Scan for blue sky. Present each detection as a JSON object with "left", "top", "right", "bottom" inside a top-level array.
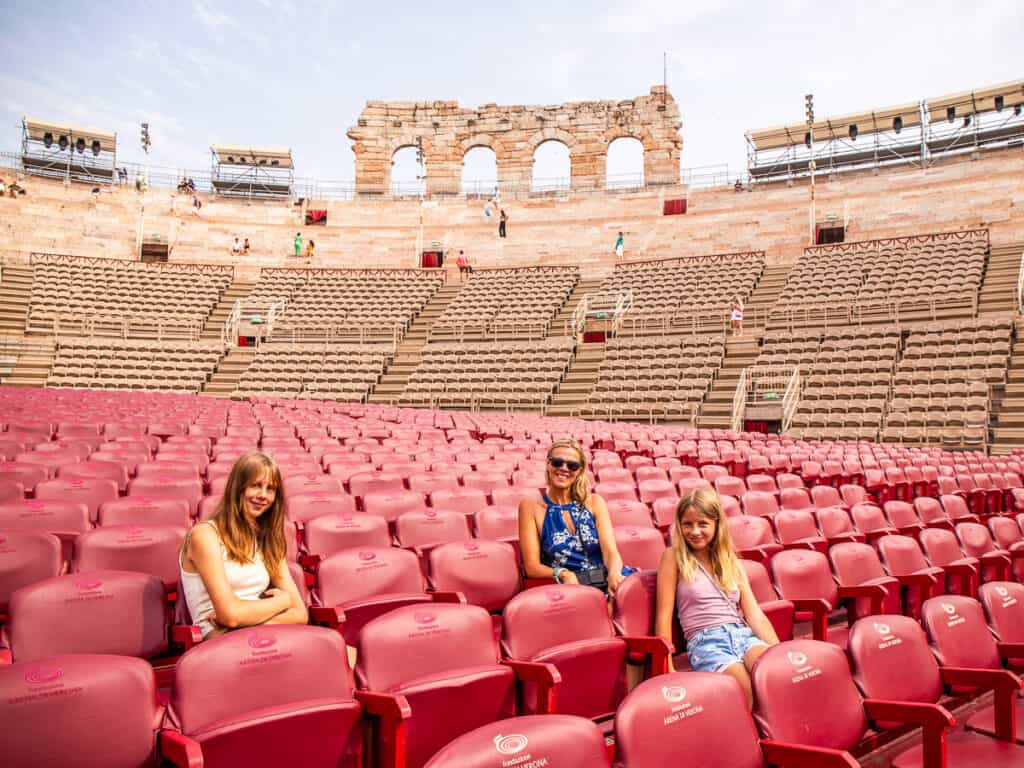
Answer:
[{"left": 1, "top": 0, "right": 1020, "bottom": 184}]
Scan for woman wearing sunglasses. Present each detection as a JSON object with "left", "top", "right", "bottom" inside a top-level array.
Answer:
[{"left": 518, "top": 438, "right": 635, "bottom": 595}]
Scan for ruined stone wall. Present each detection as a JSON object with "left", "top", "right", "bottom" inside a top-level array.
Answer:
[{"left": 346, "top": 86, "right": 682, "bottom": 195}]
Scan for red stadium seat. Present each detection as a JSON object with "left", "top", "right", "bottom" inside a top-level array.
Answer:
[
  {"left": 57, "top": 459, "right": 130, "bottom": 492},
  {"left": 774, "top": 509, "right": 828, "bottom": 553},
  {"left": 396, "top": 509, "right": 471, "bottom": 555},
  {"left": 285, "top": 472, "right": 343, "bottom": 497},
  {"left": 362, "top": 489, "right": 426, "bottom": 523},
  {"left": 0, "top": 530, "right": 63, "bottom": 617},
  {"left": 0, "top": 461, "right": 48, "bottom": 493},
  {"left": 162, "top": 625, "right": 364, "bottom": 768},
  {"left": 849, "top": 502, "right": 898, "bottom": 543},
  {"left": 920, "top": 528, "right": 984, "bottom": 595},
  {"left": 474, "top": 504, "right": 519, "bottom": 542},
  {"left": 1, "top": 654, "right": 163, "bottom": 767},
  {"left": 427, "top": 540, "right": 521, "bottom": 613},
  {"left": 613, "top": 526, "right": 665, "bottom": 570},
  {"left": 940, "top": 494, "right": 981, "bottom": 524},
  {"left": 739, "top": 558, "right": 795, "bottom": 641},
  {"left": 745, "top": 473, "right": 777, "bottom": 494},
  {"left": 99, "top": 496, "right": 191, "bottom": 528},
  {"left": 127, "top": 476, "right": 203, "bottom": 516},
  {"left": 978, "top": 582, "right": 1024, "bottom": 672},
  {"left": 829, "top": 542, "right": 901, "bottom": 616},
  {"left": 425, "top": 714, "right": 607, "bottom": 768},
  {"left": 741, "top": 490, "right": 779, "bottom": 519},
  {"left": 301, "top": 511, "right": 391, "bottom": 565},
  {"left": 429, "top": 487, "right": 488, "bottom": 517},
  {"left": 815, "top": 506, "right": 866, "bottom": 546},
  {"left": 914, "top": 497, "right": 956, "bottom": 531},
  {"left": 988, "top": 517, "right": 1024, "bottom": 581},
  {"left": 956, "top": 522, "right": 1013, "bottom": 584},
  {"left": 727, "top": 515, "right": 783, "bottom": 564},
  {"left": 73, "top": 524, "right": 186, "bottom": 592},
  {"left": 288, "top": 492, "right": 357, "bottom": 525},
  {"left": 884, "top": 501, "right": 925, "bottom": 537},
  {"left": 0, "top": 499, "right": 90, "bottom": 560},
  {"left": 35, "top": 477, "right": 118, "bottom": 524},
  {"left": 356, "top": 603, "right": 518, "bottom": 768},
  {"left": 811, "top": 484, "right": 846, "bottom": 510}
]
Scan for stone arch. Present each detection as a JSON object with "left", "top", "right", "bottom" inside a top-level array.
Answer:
[
  {"left": 605, "top": 136, "right": 645, "bottom": 189},
  {"left": 531, "top": 139, "right": 571, "bottom": 192},
  {"left": 526, "top": 127, "right": 579, "bottom": 153},
  {"left": 461, "top": 144, "right": 498, "bottom": 196},
  {"left": 390, "top": 144, "right": 424, "bottom": 196},
  {"left": 602, "top": 127, "right": 662, "bottom": 188}
]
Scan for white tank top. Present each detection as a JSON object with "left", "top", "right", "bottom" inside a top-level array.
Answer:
[{"left": 179, "top": 521, "right": 270, "bottom": 638}]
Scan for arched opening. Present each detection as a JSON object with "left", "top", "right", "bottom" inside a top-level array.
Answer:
[
  {"left": 391, "top": 145, "right": 424, "bottom": 196},
  {"left": 606, "top": 137, "right": 644, "bottom": 189},
  {"left": 532, "top": 140, "right": 570, "bottom": 193},
  {"left": 461, "top": 146, "right": 497, "bottom": 197}
]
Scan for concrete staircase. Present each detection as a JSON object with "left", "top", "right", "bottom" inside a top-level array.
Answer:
[
  {"left": 978, "top": 242, "right": 1023, "bottom": 316},
  {"left": 201, "top": 347, "right": 256, "bottom": 398},
  {"left": 200, "top": 279, "right": 258, "bottom": 342},
  {"left": 549, "top": 277, "right": 606, "bottom": 338},
  {"left": 0, "top": 265, "right": 32, "bottom": 335},
  {"left": 744, "top": 262, "right": 790, "bottom": 332},
  {"left": 366, "top": 283, "right": 463, "bottom": 404},
  {"left": 696, "top": 335, "right": 760, "bottom": 428},
  {"left": 546, "top": 342, "right": 606, "bottom": 417},
  {"left": 3, "top": 337, "right": 56, "bottom": 387},
  {"left": 987, "top": 316, "right": 1024, "bottom": 452}
]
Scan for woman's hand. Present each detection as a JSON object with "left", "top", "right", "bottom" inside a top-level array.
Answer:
[
  {"left": 607, "top": 567, "right": 625, "bottom": 595},
  {"left": 558, "top": 569, "right": 580, "bottom": 585},
  {"left": 260, "top": 587, "right": 291, "bottom": 611}
]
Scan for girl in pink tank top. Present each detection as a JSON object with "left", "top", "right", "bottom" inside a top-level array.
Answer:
[{"left": 655, "top": 487, "right": 779, "bottom": 707}]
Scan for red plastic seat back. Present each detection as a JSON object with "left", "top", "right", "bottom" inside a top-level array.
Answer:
[
  {"left": 921, "top": 596, "right": 1001, "bottom": 669},
  {"left": 840, "top": 484, "right": 868, "bottom": 507},
  {"left": 425, "top": 714, "right": 609, "bottom": 768},
  {"left": 955, "top": 522, "right": 1000, "bottom": 558},
  {"left": 303, "top": 511, "right": 390, "bottom": 557},
  {"left": 742, "top": 491, "right": 779, "bottom": 518},
  {"left": 774, "top": 509, "right": 820, "bottom": 546},
  {"left": 740, "top": 559, "right": 778, "bottom": 603},
  {"left": 396, "top": 508, "right": 471, "bottom": 550},
  {"left": 57, "top": 460, "right": 129, "bottom": 492},
  {"left": 776, "top": 472, "right": 804, "bottom": 490},
  {"left": 850, "top": 503, "right": 891, "bottom": 535},
  {"left": 8, "top": 570, "right": 169, "bottom": 662},
  {"left": 876, "top": 534, "right": 932, "bottom": 575},
  {"left": 811, "top": 485, "right": 843, "bottom": 509},
  {"left": 474, "top": 505, "right": 519, "bottom": 540},
  {"left": 286, "top": 473, "right": 343, "bottom": 497},
  {"left": 72, "top": 524, "right": 186, "bottom": 592},
  {"left": 429, "top": 487, "right": 489, "bottom": 517},
  {"left": 847, "top": 614, "right": 942, "bottom": 703},
  {"left": 752, "top": 640, "right": 867, "bottom": 751},
  {"left": 770, "top": 550, "right": 838, "bottom": 607},
  {"left": 604, "top": 499, "right": 654, "bottom": 528},
  {"left": 728, "top": 515, "right": 776, "bottom": 550},
  {"left": 0, "top": 531, "right": 63, "bottom": 612},
  {"left": 613, "top": 526, "right": 666, "bottom": 571},
  {"left": 779, "top": 488, "right": 812, "bottom": 512},
  {"left": 745, "top": 474, "right": 777, "bottom": 494},
  {"left": 0, "top": 654, "right": 162, "bottom": 767},
  {"left": 940, "top": 494, "right": 973, "bottom": 522},
  {"left": 988, "top": 517, "right": 1024, "bottom": 551},
  {"left": 502, "top": 584, "right": 616, "bottom": 661},
  {"left": 172, "top": 625, "right": 360, "bottom": 766},
  {"left": 0, "top": 499, "right": 90, "bottom": 560},
  {"left": 612, "top": 570, "right": 660, "bottom": 637},
  {"left": 289, "top": 492, "right": 358, "bottom": 525},
  {"left": 913, "top": 497, "right": 948, "bottom": 526},
  {"left": 919, "top": 528, "right": 969, "bottom": 567},
  {"left": 428, "top": 540, "right": 521, "bottom": 612},
  {"left": 883, "top": 501, "right": 920, "bottom": 531},
  {"left": 816, "top": 507, "right": 856, "bottom": 540},
  {"left": 127, "top": 477, "right": 203, "bottom": 516},
  {"left": 99, "top": 496, "right": 191, "bottom": 528},
  {"left": 0, "top": 462, "right": 49, "bottom": 492},
  {"left": 830, "top": 542, "right": 888, "bottom": 584},
  {"left": 614, "top": 671, "right": 766, "bottom": 768},
  {"left": 316, "top": 546, "right": 423, "bottom": 608},
  {"left": 978, "top": 582, "right": 1024, "bottom": 642}
]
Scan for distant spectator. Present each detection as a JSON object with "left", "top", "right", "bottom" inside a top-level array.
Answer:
[
  {"left": 614, "top": 231, "right": 624, "bottom": 259},
  {"left": 456, "top": 250, "right": 472, "bottom": 280},
  {"left": 294, "top": 232, "right": 302, "bottom": 257},
  {"left": 231, "top": 237, "right": 242, "bottom": 256},
  {"left": 306, "top": 240, "right": 316, "bottom": 259},
  {"left": 171, "top": 193, "right": 178, "bottom": 214},
  {"left": 730, "top": 297, "right": 744, "bottom": 338},
  {"left": 498, "top": 209, "right": 508, "bottom": 238},
  {"left": 9, "top": 180, "right": 25, "bottom": 198},
  {"left": 243, "top": 238, "right": 251, "bottom": 254},
  {"left": 734, "top": 179, "right": 743, "bottom": 192},
  {"left": 177, "top": 178, "right": 189, "bottom": 193},
  {"left": 186, "top": 178, "right": 196, "bottom": 193},
  {"left": 192, "top": 195, "right": 202, "bottom": 215},
  {"left": 483, "top": 199, "right": 493, "bottom": 222},
  {"left": 118, "top": 167, "right": 128, "bottom": 185}
]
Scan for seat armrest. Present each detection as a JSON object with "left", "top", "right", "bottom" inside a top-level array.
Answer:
[
  {"left": 158, "top": 729, "right": 203, "bottom": 768},
  {"left": 297, "top": 553, "right": 321, "bottom": 571},
  {"left": 790, "top": 597, "right": 831, "bottom": 641},
  {"left": 501, "top": 659, "right": 561, "bottom": 714},
  {"left": 355, "top": 690, "right": 412, "bottom": 768},
  {"left": 170, "top": 624, "right": 203, "bottom": 651},
  {"left": 429, "top": 591, "right": 467, "bottom": 604},
  {"left": 997, "top": 641, "right": 1024, "bottom": 659},
  {"left": 863, "top": 698, "right": 954, "bottom": 728},
  {"left": 940, "top": 666, "right": 1022, "bottom": 741},
  {"left": 837, "top": 583, "right": 889, "bottom": 618},
  {"left": 620, "top": 635, "right": 673, "bottom": 675},
  {"left": 308, "top": 605, "right": 345, "bottom": 630},
  {"left": 759, "top": 739, "right": 859, "bottom": 768}
]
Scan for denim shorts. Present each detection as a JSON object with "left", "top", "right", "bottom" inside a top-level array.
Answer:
[{"left": 687, "top": 623, "right": 766, "bottom": 673}]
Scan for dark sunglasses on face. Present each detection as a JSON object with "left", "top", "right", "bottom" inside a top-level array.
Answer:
[{"left": 548, "top": 457, "right": 582, "bottom": 472}]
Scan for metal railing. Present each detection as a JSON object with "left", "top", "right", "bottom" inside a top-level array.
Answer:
[
  {"left": 222, "top": 299, "right": 242, "bottom": 348},
  {"left": 41, "top": 313, "right": 203, "bottom": 341},
  {"left": 731, "top": 367, "right": 748, "bottom": 432},
  {"left": 781, "top": 368, "right": 802, "bottom": 432},
  {"left": 1017, "top": 249, "right": 1024, "bottom": 315}
]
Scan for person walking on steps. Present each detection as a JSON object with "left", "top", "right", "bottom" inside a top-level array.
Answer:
[
  {"left": 294, "top": 232, "right": 302, "bottom": 258},
  {"left": 498, "top": 209, "right": 508, "bottom": 238},
  {"left": 614, "top": 231, "right": 624, "bottom": 260}
]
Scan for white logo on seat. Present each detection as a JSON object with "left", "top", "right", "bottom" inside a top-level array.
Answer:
[
  {"left": 494, "top": 734, "right": 529, "bottom": 755},
  {"left": 874, "top": 622, "right": 891, "bottom": 635},
  {"left": 787, "top": 651, "right": 807, "bottom": 666},
  {"left": 661, "top": 685, "right": 687, "bottom": 703},
  {"left": 995, "top": 586, "right": 1009, "bottom": 597},
  {"left": 942, "top": 603, "right": 956, "bottom": 615}
]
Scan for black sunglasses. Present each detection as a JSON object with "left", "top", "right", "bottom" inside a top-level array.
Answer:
[{"left": 548, "top": 457, "right": 582, "bottom": 472}]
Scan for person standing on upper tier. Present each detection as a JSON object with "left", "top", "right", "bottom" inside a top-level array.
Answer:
[
  {"left": 294, "top": 232, "right": 302, "bottom": 257},
  {"left": 614, "top": 231, "right": 624, "bottom": 259}
]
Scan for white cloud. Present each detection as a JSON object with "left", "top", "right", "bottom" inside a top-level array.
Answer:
[{"left": 192, "top": 0, "right": 231, "bottom": 30}]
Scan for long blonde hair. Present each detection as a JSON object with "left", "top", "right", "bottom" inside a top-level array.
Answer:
[
  {"left": 208, "top": 451, "right": 288, "bottom": 571},
  {"left": 546, "top": 437, "right": 590, "bottom": 504},
  {"left": 672, "top": 488, "right": 744, "bottom": 591}
]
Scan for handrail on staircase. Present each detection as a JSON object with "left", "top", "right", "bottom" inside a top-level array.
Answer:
[
  {"left": 731, "top": 367, "right": 748, "bottom": 432},
  {"left": 221, "top": 299, "right": 242, "bottom": 349},
  {"left": 1016, "top": 248, "right": 1024, "bottom": 315},
  {"left": 781, "top": 367, "right": 802, "bottom": 433}
]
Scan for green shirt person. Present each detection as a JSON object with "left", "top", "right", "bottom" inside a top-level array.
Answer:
[
  {"left": 294, "top": 233, "right": 302, "bottom": 256},
  {"left": 614, "top": 232, "right": 624, "bottom": 258}
]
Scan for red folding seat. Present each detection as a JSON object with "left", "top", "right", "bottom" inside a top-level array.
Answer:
[
  {"left": 745, "top": 473, "right": 777, "bottom": 494},
  {"left": 348, "top": 470, "right": 405, "bottom": 499},
  {"left": 829, "top": 542, "right": 901, "bottom": 616},
  {"left": 301, "top": 511, "right": 390, "bottom": 568},
  {"left": 460, "top": 469, "right": 510, "bottom": 494},
  {"left": 99, "top": 496, "right": 191, "bottom": 528},
  {"left": 35, "top": 477, "right": 118, "bottom": 524},
  {"left": 2, "top": 654, "right": 163, "bottom": 767},
  {"left": 779, "top": 487, "right": 813, "bottom": 513},
  {"left": 771, "top": 549, "right": 887, "bottom": 644},
  {"left": 712, "top": 475, "right": 746, "bottom": 499},
  {"left": 594, "top": 482, "right": 639, "bottom": 504},
  {"left": 0, "top": 479, "right": 22, "bottom": 503},
  {"left": 650, "top": 497, "right": 680, "bottom": 534},
  {"left": 636, "top": 479, "right": 676, "bottom": 505},
  {"left": 127, "top": 476, "right": 203, "bottom": 517},
  {"left": 741, "top": 490, "right": 779, "bottom": 519},
  {"left": 502, "top": 584, "right": 667, "bottom": 721},
  {"left": 755, "top": 638, "right": 963, "bottom": 766},
  {"left": 940, "top": 493, "right": 980, "bottom": 525},
  {"left": 428, "top": 540, "right": 521, "bottom": 613},
  {"left": 920, "top": 528, "right": 986, "bottom": 595},
  {"left": 883, "top": 466, "right": 912, "bottom": 502},
  {"left": 3, "top": 570, "right": 182, "bottom": 663},
  {"left": 956, "top": 523, "right": 1013, "bottom": 583},
  {"left": 740, "top": 558, "right": 795, "bottom": 640},
  {"left": 0, "top": 530, "right": 63, "bottom": 618},
  {"left": 604, "top": 499, "right": 653, "bottom": 528},
  {"left": 776, "top": 472, "right": 804, "bottom": 491},
  {"left": 669, "top": 465, "right": 701, "bottom": 484},
  {"left": 598, "top": 466, "right": 632, "bottom": 484},
  {"left": 161, "top": 625, "right": 364, "bottom": 768},
  {"left": 429, "top": 487, "right": 488, "bottom": 518},
  {"left": 973, "top": 473, "right": 1004, "bottom": 515},
  {"left": 286, "top": 472, "right": 343, "bottom": 497},
  {"left": 310, "top": 546, "right": 439, "bottom": 646},
  {"left": 474, "top": 504, "right": 519, "bottom": 542},
  {"left": 727, "top": 515, "right": 783, "bottom": 564},
  {"left": 815, "top": 506, "right": 865, "bottom": 546},
  {"left": 979, "top": 582, "right": 1024, "bottom": 672},
  {"left": 847, "top": 614, "right": 1023, "bottom": 766},
  {"left": 719, "top": 494, "right": 742, "bottom": 518},
  {"left": 396, "top": 509, "right": 471, "bottom": 556},
  {"left": 914, "top": 497, "right": 956, "bottom": 531},
  {"left": 774, "top": 509, "right": 828, "bottom": 553},
  {"left": 426, "top": 714, "right": 607, "bottom": 768},
  {"left": 613, "top": 526, "right": 664, "bottom": 570},
  {"left": 988, "top": 517, "right": 1024, "bottom": 581},
  {"left": 839, "top": 483, "right": 869, "bottom": 508},
  {"left": 491, "top": 486, "right": 541, "bottom": 507},
  {"left": 0, "top": 499, "right": 90, "bottom": 560},
  {"left": 0, "top": 461, "right": 48, "bottom": 492},
  {"left": 850, "top": 502, "right": 897, "bottom": 543},
  {"left": 677, "top": 477, "right": 711, "bottom": 497},
  {"left": 610, "top": 570, "right": 684, "bottom": 666},
  {"left": 152, "top": 454, "right": 208, "bottom": 477},
  {"left": 624, "top": 455, "right": 654, "bottom": 473},
  {"left": 73, "top": 524, "right": 186, "bottom": 592},
  {"left": 357, "top": 603, "right": 520, "bottom": 768},
  {"left": 811, "top": 484, "right": 846, "bottom": 509},
  {"left": 0, "top": 438, "right": 27, "bottom": 462},
  {"left": 57, "top": 459, "right": 129, "bottom": 492},
  {"left": 288, "top": 491, "right": 357, "bottom": 525},
  {"left": 634, "top": 466, "right": 668, "bottom": 484},
  {"left": 884, "top": 501, "right": 925, "bottom": 537},
  {"left": 921, "top": 596, "right": 1024, "bottom": 745}
]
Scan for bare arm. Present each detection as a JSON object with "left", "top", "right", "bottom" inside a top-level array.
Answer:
[
  {"left": 738, "top": 573, "right": 780, "bottom": 645},
  {"left": 186, "top": 524, "right": 290, "bottom": 629},
  {"left": 588, "top": 493, "right": 627, "bottom": 593},
  {"left": 655, "top": 549, "right": 680, "bottom": 672},
  {"left": 262, "top": 557, "right": 309, "bottom": 627},
  {"left": 518, "top": 498, "right": 557, "bottom": 579}
]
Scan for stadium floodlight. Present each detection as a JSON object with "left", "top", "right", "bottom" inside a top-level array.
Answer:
[
  {"left": 140, "top": 122, "right": 151, "bottom": 153},
  {"left": 805, "top": 94, "right": 815, "bottom": 125}
]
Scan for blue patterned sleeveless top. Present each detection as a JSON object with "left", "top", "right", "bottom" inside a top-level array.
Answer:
[{"left": 540, "top": 494, "right": 605, "bottom": 571}]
